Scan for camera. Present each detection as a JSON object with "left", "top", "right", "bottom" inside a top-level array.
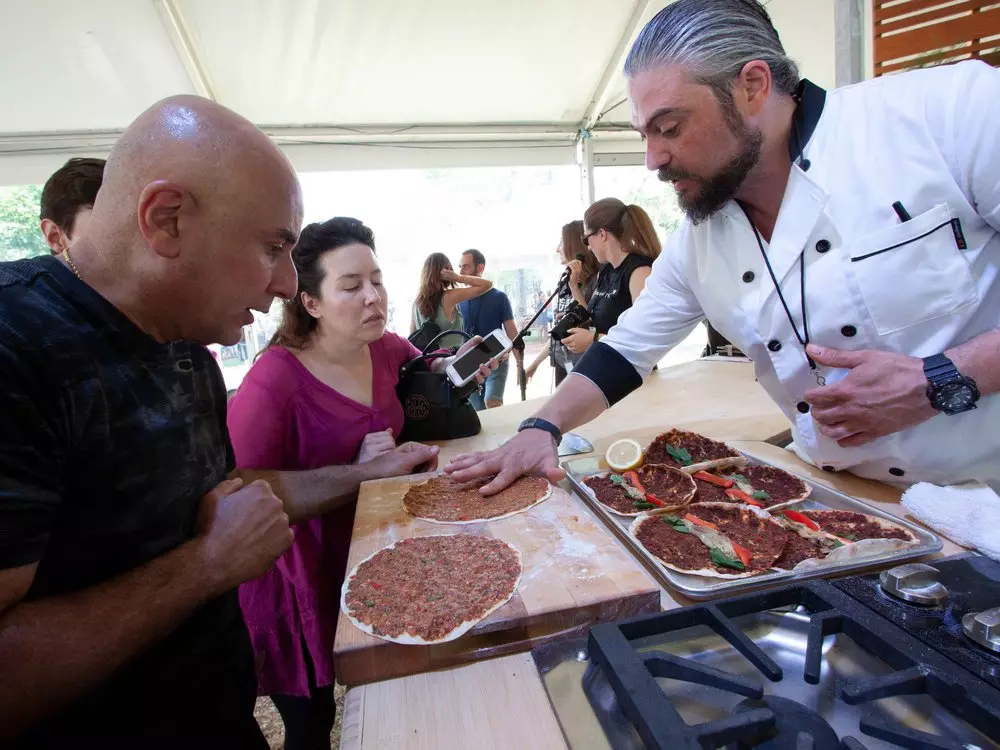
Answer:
[{"left": 550, "top": 302, "right": 591, "bottom": 341}]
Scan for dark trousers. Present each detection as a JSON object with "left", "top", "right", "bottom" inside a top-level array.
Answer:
[{"left": 270, "top": 637, "right": 336, "bottom": 750}]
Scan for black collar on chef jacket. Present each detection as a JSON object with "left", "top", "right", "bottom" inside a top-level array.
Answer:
[{"left": 789, "top": 79, "right": 826, "bottom": 171}]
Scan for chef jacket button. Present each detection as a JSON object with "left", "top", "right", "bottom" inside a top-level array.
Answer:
[
  {"left": 768, "top": 340, "right": 782, "bottom": 352},
  {"left": 822, "top": 465, "right": 836, "bottom": 472},
  {"left": 815, "top": 239, "right": 831, "bottom": 253},
  {"left": 889, "top": 467, "right": 905, "bottom": 477},
  {"left": 742, "top": 271, "right": 755, "bottom": 283},
  {"left": 841, "top": 325, "right": 857, "bottom": 337},
  {"left": 797, "top": 401, "right": 810, "bottom": 414}
]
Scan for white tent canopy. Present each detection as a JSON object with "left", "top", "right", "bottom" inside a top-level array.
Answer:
[{"left": 0, "top": 0, "right": 845, "bottom": 186}]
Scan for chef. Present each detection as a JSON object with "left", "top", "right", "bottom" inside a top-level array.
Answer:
[{"left": 446, "top": 0, "right": 1000, "bottom": 495}]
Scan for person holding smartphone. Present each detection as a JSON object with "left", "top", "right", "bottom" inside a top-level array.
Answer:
[{"left": 227, "top": 218, "right": 496, "bottom": 750}]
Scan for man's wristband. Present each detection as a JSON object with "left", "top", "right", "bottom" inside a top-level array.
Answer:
[{"left": 517, "top": 417, "right": 562, "bottom": 445}]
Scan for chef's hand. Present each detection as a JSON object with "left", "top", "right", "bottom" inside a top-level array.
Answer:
[
  {"left": 444, "top": 429, "right": 565, "bottom": 496},
  {"left": 370, "top": 441, "right": 440, "bottom": 477},
  {"left": 355, "top": 428, "right": 395, "bottom": 464},
  {"left": 804, "top": 344, "right": 937, "bottom": 448},
  {"left": 563, "top": 327, "right": 595, "bottom": 354}
]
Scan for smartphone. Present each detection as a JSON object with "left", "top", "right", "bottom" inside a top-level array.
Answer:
[{"left": 445, "top": 328, "right": 512, "bottom": 387}]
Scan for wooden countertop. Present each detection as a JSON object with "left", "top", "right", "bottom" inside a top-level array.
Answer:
[{"left": 339, "top": 361, "right": 966, "bottom": 749}]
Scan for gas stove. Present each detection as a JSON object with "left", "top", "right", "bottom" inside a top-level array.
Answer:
[{"left": 533, "top": 553, "right": 1000, "bottom": 750}]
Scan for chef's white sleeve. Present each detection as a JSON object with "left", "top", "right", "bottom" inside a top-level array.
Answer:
[
  {"left": 936, "top": 61, "right": 1000, "bottom": 231},
  {"left": 572, "top": 229, "right": 705, "bottom": 405}
]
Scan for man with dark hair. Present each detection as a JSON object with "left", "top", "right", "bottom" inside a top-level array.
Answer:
[
  {"left": 458, "top": 249, "right": 521, "bottom": 409},
  {"left": 449, "top": 0, "right": 1000, "bottom": 497},
  {"left": 39, "top": 157, "right": 106, "bottom": 255}
]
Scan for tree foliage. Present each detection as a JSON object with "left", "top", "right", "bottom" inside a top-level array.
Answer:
[{"left": 0, "top": 185, "right": 48, "bottom": 261}]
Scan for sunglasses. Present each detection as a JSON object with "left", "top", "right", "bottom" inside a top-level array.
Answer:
[{"left": 582, "top": 228, "right": 602, "bottom": 247}]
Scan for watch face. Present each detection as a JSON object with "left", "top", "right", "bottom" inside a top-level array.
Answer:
[{"left": 936, "top": 381, "right": 977, "bottom": 411}]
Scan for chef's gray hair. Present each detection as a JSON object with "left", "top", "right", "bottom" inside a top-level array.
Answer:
[{"left": 624, "top": 0, "right": 800, "bottom": 98}]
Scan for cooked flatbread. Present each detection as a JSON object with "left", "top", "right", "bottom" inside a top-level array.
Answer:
[
  {"left": 341, "top": 535, "right": 522, "bottom": 645},
  {"left": 403, "top": 474, "right": 552, "bottom": 524},
  {"left": 582, "top": 467, "right": 695, "bottom": 517},
  {"left": 643, "top": 429, "right": 747, "bottom": 474},
  {"left": 716, "top": 465, "right": 811, "bottom": 511},
  {"left": 629, "top": 502, "right": 789, "bottom": 579}
]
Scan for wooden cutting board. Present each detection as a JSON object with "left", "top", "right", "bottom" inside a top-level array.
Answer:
[{"left": 333, "top": 473, "right": 660, "bottom": 686}]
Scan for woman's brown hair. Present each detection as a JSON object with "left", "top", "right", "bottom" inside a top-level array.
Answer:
[
  {"left": 270, "top": 217, "right": 376, "bottom": 350},
  {"left": 584, "top": 198, "right": 661, "bottom": 261},
  {"left": 560, "top": 220, "right": 600, "bottom": 285},
  {"left": 414, "top": 252, "right": 455, "bottom": 319}
]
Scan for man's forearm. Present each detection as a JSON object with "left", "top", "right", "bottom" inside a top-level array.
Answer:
[
  {"left": 241, "top": 463, "right": 378, "bottom": 524},
  {"left": 534, "top": 372, "right": 608, "bottom": 433},
  {"left": 947, "top": 328, "right": 1000, "bottom": 396},
  {"left": 0, "top": 543, "right": 215, "bottom": 741}
]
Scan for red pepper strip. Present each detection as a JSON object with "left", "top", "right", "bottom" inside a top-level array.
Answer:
[
  {"left": 782, "top": 509, "right": 820, "bottom": 531},
  {"left": 623, "top": 471, "right": 646, "bottom": 494},
  {"left": 683, "top": 513, "right": 719, "bottom": 531},
  {"left": 693, "top": 471, "right": 734, "bottom": 489},
  {"left": 372, "top": 583, "right": 382, "bottom": 590},
  {"left": 725, "top": 488, "right": 764, "bottom": 508},
  {"left": 730, "top": 541, "right": 753, "bottom": 567},
  {"left": 644, "top": 493, "right": 666, "bottom": 507}
]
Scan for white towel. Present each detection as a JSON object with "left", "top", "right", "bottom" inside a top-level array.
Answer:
[{"left": 901, "top": 482, "right": 1000, "bottom": 562}]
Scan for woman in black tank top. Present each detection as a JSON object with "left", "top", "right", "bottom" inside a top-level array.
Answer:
[{"left": 561, "top": 198, "right": 662, "bottom": 356}]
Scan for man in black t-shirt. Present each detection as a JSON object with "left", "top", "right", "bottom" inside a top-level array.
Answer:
[{"left": 0, "top": 97, "right": 438, "bottom": 748}]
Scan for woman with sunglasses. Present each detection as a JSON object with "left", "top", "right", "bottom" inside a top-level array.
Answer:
[{"left": 561, "top": 198, "right": 661, "bottom": 356}]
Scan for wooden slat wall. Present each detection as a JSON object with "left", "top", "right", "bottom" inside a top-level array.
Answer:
[{"left": 874, "top": 0, "right": 1000, "bottom": 75}]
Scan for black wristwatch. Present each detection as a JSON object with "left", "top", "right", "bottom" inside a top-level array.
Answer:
[
  {"left": 518, "top": 417, "right": 562, "bottom": 445},
  {"left": 922, "top": 353, "right": 980, "bottom": 415}
]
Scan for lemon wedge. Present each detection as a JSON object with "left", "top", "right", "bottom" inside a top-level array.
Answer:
[{"left": 605, "top": 438, "right": 644, "bottom": 472}]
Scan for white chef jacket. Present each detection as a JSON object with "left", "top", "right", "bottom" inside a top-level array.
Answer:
[{"left": 575, "top": 60, "right": 1000, "bottom": 489}]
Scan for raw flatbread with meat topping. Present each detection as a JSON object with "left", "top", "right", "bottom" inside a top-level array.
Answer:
[
  {"left": 582, "top": 466, "right": 695, "bottom": 517},
  {"left": 341, "top": 534, "right": 522, "bottom": 645},
  {"left": 629, "top": 502, "right": 789, "bottom": 579},
  {"left": 801, "top": 509, "right": 918, "bottom": 544},
  {"left": 718, "top": 465, "right": 811, "bottom": 510},
  {"left": 403, "top": 474, "right": 552, "bottom": 524},
  {"left": 642, "top": 429, "right": 747, "bottom": 474}
]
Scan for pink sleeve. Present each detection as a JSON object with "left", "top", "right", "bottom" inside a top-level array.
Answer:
[{"left": 227, "top": 357, "right": 290, "bottom": 471}]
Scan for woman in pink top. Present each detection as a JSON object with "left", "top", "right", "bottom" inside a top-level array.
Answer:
[{"left": 227, "top": 217, "right": 495, "bottom": 749}]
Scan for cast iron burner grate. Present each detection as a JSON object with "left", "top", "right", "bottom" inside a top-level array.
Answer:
[{"left": 587, "top": 581, "right": 1000, "bottom": 750}]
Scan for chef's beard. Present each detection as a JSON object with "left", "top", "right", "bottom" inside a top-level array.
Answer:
[{"left": 658, "top": 101, "right": 764, "bottom": 224}]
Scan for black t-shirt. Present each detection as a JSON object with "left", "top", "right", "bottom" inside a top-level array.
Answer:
[
  {"left": 589, "top": 253, "right": 653, "bottom": 335},
  {"left": 0, "top": 257, "right": 263, "bottom": 749}
]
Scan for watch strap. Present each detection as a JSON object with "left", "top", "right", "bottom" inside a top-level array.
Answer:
[
  {"left": 922, "top": 353, "right": 957, "bottom": 384},
  {"left": 518, "top": 417, "right": 562, "bottom": 445}
]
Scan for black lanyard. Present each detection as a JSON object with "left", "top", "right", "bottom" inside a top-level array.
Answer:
[{"left": 737, "top": 201, "right": 825, "bottom": 386}]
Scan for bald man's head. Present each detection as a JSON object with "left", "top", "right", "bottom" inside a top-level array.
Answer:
[{"left": 84, "top": 95, "right": 302, "bottom": 345}]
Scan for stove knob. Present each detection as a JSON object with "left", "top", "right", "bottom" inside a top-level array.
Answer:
[
  {"left": 879, "top": 563, "right": 949, "bottom": 606},
  {"left": 962, "top": 607, "right": 1000, "bottom": 653}
]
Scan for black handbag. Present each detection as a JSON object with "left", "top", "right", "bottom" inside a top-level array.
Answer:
[
  {"left": 397, "top": 330, "right": 482, "bottom": 442},
  {"left": 407, "top": 319, "right": 443, "bottom": 351}
]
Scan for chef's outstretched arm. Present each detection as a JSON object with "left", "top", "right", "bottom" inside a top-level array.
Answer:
[{"left": 446, "top": 237, "right": 705, "bottom": 495}]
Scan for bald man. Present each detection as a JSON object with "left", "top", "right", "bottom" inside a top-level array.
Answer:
[{"left": 0, "top": 97, "right": 438, "bottom": 748}]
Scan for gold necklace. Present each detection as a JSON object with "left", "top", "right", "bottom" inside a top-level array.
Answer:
[{"left": 63, "top": 247, "right": 83, "bottom": 280}]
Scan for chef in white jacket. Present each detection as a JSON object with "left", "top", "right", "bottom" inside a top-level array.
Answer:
[{"left": 447, "top": 0, "right": 1000, "bottom": 494}]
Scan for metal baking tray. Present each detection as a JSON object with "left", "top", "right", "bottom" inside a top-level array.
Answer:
[{"left": 562, "top": 451, "right": 942, "bottom": 601}]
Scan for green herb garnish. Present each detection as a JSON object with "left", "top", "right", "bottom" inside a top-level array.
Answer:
[
  {"left": 845, "top": 534, "right": 858, "bottom": 541},
  {"left": 829, "top": 539, "right": 844, "bottom": 549},
  {"left": 752, "top": 490, "right": 771, "bottom": 501},
  {"left": 633, "top": 501, "right": 657, "bottom": 511},
  {"left": 609, "top": 473, "right": 626, "bottom": 485},
  {"left": 665, "top": 445, "right": 694, "bottom": 466},
  {"left": 661, "top": 515, "right": 690, "bottom": 533},
  {"left": 364, "top": 600, "right": 375, "bottom": 607},
  {"left": 726, "top": 474, "right": 748, "bottom": 483},
  {"left": 428, "top": 594, "right": 442, "bottom": 602},
  {"left": 710, "top": 548, "right": 746, "bottom": 570}
]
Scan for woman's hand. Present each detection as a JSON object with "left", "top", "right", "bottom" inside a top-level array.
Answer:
[
  {"left": 563, "top": 327, "right": 595, "bottom": 354},
  {"left": 525, "top": 361, "right": 539, "bottom": 381},
  {"left": 440, "top": 336, "right": 500, "bottom": 385},
  {"left": 355, "top": 428, "right": 396, "bottom": 464},
  {"left": 440, "top": 268, "right": 459, "bottom": 283},
  {"left": 567, "top": 259, "right": 583, "bottom": 283}
]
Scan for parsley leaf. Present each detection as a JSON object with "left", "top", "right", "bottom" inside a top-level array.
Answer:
[
  {"left": 364, "top": 600, "right": 375, "bottom": 607},
  {"left": 752, "top": 490, "right": 771, "bottom": 500},
  {"left": 665, "top": 444, "right": 694, "bottom": 466},
  {"left": 633, "top": 501, "right": 657, "bottom": 511},
  {"left": 726, "top": 473, "right": 748, "bottom": 483},
  {"left": 428, "top": 594, "right": 442, "bottom": 602},
  {"left": 609, "top": 474, "right": 626, "bottom": 486},
  {"left": 662, "top": 515, "right": 690, "bottom": 533},
  {"left": 710, "top": 548, "right": 746, "bottom": 570},
  {"left": 845, "top": 534, "right": 858, "bottom": 542}
]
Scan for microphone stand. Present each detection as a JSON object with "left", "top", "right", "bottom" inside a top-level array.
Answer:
[{"left": 513, "top": 271, "right": 571, "bottom": 400}]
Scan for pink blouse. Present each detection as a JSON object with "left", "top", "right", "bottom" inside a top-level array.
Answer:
[{"left": 227, "top": 333, "right": 420, "bottom": 696}]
